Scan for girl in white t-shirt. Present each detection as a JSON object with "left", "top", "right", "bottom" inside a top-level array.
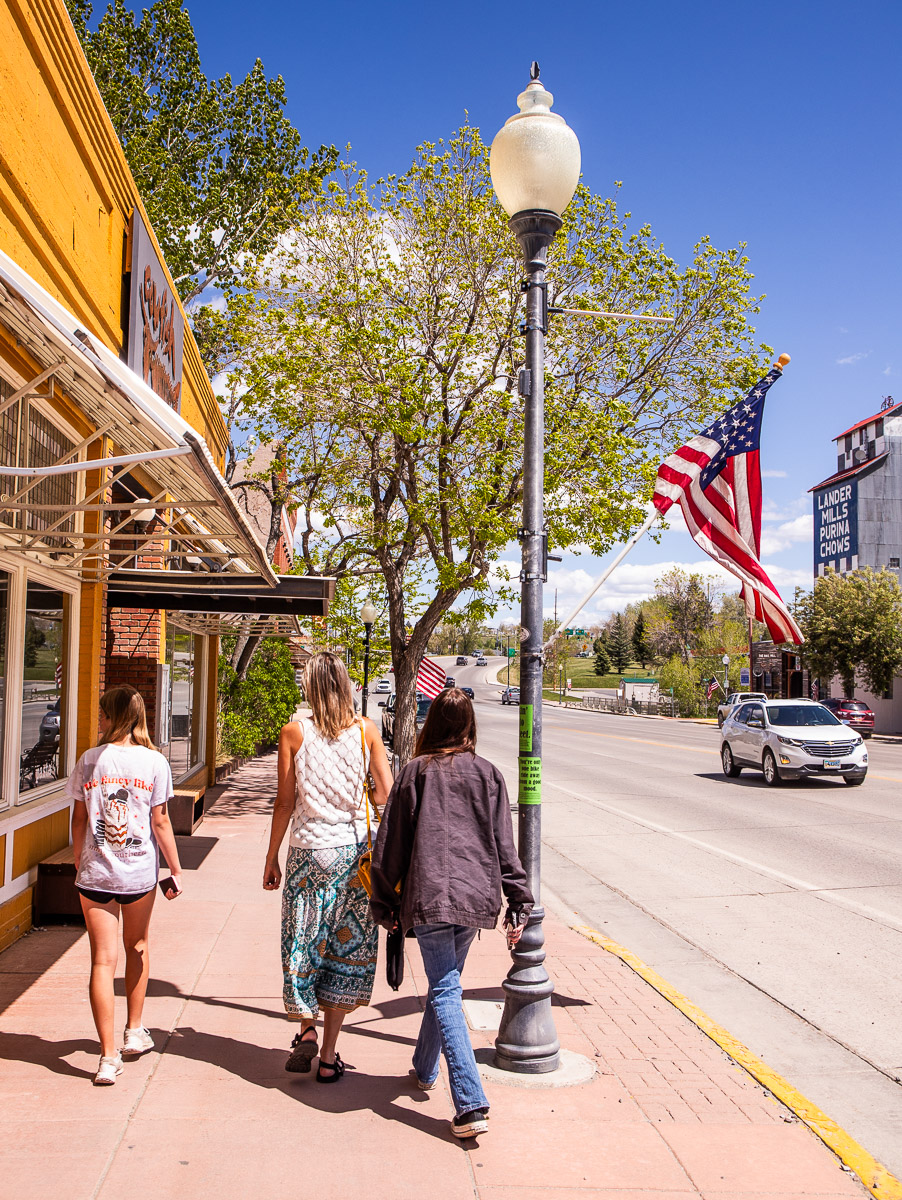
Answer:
[{"left": 68, "top": 685, "right": 183, "bottom": 1085}]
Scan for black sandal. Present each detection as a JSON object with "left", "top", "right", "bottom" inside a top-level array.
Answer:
[
  {"left": 316, "top": 1052, "right": 345, "bottom": 1083},
  {"left": 285, "top": 1027, "right": 319, "bottom": 1073}
]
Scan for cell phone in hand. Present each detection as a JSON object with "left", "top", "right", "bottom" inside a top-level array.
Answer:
[{"left": 158, "top": 876, "right": 180, "bottom": 898}]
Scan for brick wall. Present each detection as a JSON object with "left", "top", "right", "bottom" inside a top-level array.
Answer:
[{"left": 104, "top": 606, "right": 161, "bottom": 733}]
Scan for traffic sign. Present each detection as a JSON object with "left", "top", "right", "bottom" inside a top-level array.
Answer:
[
  {"left": 507, "top": 647, "right": 516, "bottom": 658},
  {"left": 739, "top": 667, "right": 750, "bottom": 686}
]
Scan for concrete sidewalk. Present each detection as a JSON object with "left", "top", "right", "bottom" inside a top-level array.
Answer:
[{"left": 0, "top": 752, "right": 870, "bottom": 1200}]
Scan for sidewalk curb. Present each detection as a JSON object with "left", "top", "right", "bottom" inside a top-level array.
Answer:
[{"left": 573, "top": 923, "right": 901, "bottom": 1200}]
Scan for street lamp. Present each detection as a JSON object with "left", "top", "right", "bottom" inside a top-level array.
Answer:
[
  {"left": 360, "top": 602, "right": 378, "bottom": 717},
  {"left": 490, "top": 63, "right": 580, "bottom": 1074}
]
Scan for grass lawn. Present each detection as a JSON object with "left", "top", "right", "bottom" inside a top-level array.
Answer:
[{"left": 497, "top": 655, "right": 659, "bottom": 691}]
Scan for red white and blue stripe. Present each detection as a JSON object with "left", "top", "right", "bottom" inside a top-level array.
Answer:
[
  {"left": 653, "top": 366, "right": 803, "bottom": 645},
  {"left": 415, "top": 656, "right": 447, "bottom": 699}
]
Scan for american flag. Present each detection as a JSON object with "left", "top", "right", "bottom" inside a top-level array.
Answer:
[
  {"left": 415, "top": 656, "right": 446, "bottom": 699},
  {"left": 653, "top": 366, "right": 803, "bottom": 645},
  {"left": 811, "top": 679, "right": 819, "bottom": 701},
  {"left": 706, "top": 678, "right": 722, "bottom": 700}
]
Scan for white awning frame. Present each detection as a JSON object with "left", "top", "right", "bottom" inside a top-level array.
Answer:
[{"left": 0, "top": 248, "right": 276, "bottom": 587}]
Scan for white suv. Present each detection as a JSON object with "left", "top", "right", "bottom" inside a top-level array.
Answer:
[{"left": 721, "top": 698, "right": 868, "bottom": 787}]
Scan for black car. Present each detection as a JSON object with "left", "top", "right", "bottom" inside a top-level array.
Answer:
[
  {"left": 380, "top": 692, "right": 432, "bottom": 749},
  {"left": 39, "top": 698, "right": 60, "bottom": 743},
  {"left": 444, "top": 675, "right": 456, "bottom": 688},
  {"left": 456, "top": 655, "right": 468, "bottom": 666},
  {"left": 460, "top": 686, "right": 474, "bottom": 700}
]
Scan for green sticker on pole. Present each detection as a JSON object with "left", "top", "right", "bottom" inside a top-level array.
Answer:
[
  {"left": 519, "top": 704, "right": 533, "bottom": 752},
  {"left": 518, "top": 755, "right": 541, "bottom": 805}
]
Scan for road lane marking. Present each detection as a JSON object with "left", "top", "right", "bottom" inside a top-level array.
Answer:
[
  {"left": 573, "top": 923, "right": 902, "bottom": 1200},
  {"left": 548, "top": 781, "right": 902, "bottom": 935}
]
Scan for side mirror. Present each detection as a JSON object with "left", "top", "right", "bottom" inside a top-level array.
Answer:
[
  {"left": 377, "top": 700, "right": 386, "bottom": 707},
  {"left": 47, "top": 703, "right": 55, "bottom": 710}
]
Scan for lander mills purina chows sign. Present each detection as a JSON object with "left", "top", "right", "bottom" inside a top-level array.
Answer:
[
  {"left": 814, "top": 477, "right": 858, "bottom": 573},
  {"left": 126, "top": 211, "right": 184, "bottom": 412}
]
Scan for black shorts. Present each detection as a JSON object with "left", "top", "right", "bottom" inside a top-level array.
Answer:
[{"left": 76, "top": 885, "right": 154, "bottom": 906}]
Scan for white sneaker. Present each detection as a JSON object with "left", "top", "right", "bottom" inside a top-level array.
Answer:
[
  {"left": 121, "top": 1027, "right": 154, "bottom": 1058},
  {"left": 93, "top": 1054, "right": 123, "bottom": 1085}
]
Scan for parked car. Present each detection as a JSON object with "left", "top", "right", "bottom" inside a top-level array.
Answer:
[
  {"left": 456, "top": 655, "right": 468, "bottom": 666},
  {"left": 717, "top": 691, "right": 768, "bottom": 728},
  {"left": 460, "top": 686, "right": 475, "bottom": 700},
  {"left": 819, "top": 697, "right": 875, "bottom": 738},
  {"left": 475, "top": 656, "right": 487, "bottom": 666},
  {"left": 38, "top": 698, "right": 60, "bottom": 744},
  {"left": 373, "top": 679, "right": 391, "bottom": 694},
  {"left": 501, "top": 686, "right": 520, "bottom": 705},
  {"left": 444, "top": 675, "right": 456, "bottom": 688},
  {"left": 720, "top": 698, "right": 867, "bottom": 787},
  {"left": 380, "top": 692, "right": 432, "bottom": 749}
]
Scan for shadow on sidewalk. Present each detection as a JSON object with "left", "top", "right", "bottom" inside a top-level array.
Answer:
[
  {"left": 161, "top": 1026, "right": 461, "bottom": 1141},
  {"left": 0, "top": 1031, "right": 97, "bottom": 1078},
  {"left": 0, "top": 927, "right": 86, "bottom": 1017}
]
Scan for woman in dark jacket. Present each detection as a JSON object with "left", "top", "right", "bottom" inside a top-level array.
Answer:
[{"left": 369, "top": 688, "right": 533, "bottom": 1139}]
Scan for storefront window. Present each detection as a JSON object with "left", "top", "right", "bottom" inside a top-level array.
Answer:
[
  {"left": 20, "top": 582, "right": 67, "bottom": 794},
  {"left": 164, "top": 627, "right": 195, "bottom": 778},
  {"left": 0, "top": 573, "right": 8, "bottom": 804}
]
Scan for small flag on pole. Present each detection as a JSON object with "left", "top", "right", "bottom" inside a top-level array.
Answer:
[
  {"left": 811, "top": 679, "right": 819, "bottom": 701},
  {"left": 653, "top": 364, "right": 803, "bottom": 645},
  {"left": 415, "top": 656, "right": 446, "bottom": 699},
  {"left": 706, "top": 677, "right": 721, "bottom": 701}
]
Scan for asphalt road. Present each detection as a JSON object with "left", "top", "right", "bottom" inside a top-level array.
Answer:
[{"left": 433, "top": 654, "right": 902, "bottom": 1177}]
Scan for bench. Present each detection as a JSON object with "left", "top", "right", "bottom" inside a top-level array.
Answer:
[
  {"left": 170, "top": 786, "right": 205, "bottom": 835},
  {"left": 34, "top": 844, "right": 82, "bottom": 924}
]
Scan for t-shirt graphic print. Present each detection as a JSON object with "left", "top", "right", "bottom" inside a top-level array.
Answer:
[{"left": 67, "top": 742, "right": 174, "bottom": 894}]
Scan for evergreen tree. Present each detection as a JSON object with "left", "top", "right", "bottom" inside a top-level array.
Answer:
[
  {"left": 594, "top": 641, "right": 611, "bottom": 677},
  {"left": 631, "top": 610, "right": 650, "bottom": 668},
  {"left": 609, "top": 614, "right": 631, "bottom": 673}
]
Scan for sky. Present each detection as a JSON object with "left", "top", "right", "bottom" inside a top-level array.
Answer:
[{"left": 179, "top": 0, "right": 900, "bottom": 625}]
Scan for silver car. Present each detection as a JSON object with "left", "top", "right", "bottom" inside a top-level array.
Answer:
[{"left": 721, "top": 698, "right": 868, "bottom": 787}]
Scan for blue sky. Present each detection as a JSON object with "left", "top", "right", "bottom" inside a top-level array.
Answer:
[{"left": 181, "top": 0, "right": 899, "bottom": 623}]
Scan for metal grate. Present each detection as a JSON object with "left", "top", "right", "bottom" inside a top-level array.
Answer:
[
  {"left": 25, "top": 406, "right": 76, "bottom": 542},
  {"left": 800, "top": 740, "right": 857, "bottom": 757}
]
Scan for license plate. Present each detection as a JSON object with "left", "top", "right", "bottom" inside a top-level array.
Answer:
[{"left": 824, "top": 759, "right": 841, "bottom": 770}]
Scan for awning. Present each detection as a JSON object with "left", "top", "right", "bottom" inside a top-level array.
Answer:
[
  {"left": 106, "top": 571, "right": 334, "bottom": 617},
  {"left": 0, "top": 248, "right": 275, "bottom": 584}
]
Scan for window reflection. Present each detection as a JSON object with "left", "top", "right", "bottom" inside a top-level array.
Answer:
[
  {"left": 20, "top": 582, "right": 66, "bottom": 792},
  {"left": 0, "top": 573, "right": 7, "bottom": 800},
  {"left": 163, "top": 627, "right": 194, "bottom": 778}
]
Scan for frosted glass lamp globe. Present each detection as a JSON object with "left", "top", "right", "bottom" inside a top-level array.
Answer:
[
  {"left": 490, "top": 73, "right": 581, "bottom": 219},
  {"left": 359, "top": 602, "right": 378, "bottom": 626}
]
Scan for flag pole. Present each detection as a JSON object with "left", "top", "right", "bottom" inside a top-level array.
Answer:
[{"left": 543, "top": 510, "right": 657, "bottom": 650}]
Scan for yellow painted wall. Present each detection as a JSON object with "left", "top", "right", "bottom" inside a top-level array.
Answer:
[
  {"left": 0, "top": 0, "right": 227, "bottom": 467},
  {"left": 12, "top": 809, "right": 70, "bottom": 879},
  {"left": 0, "top": 888, "right": 33, "bottom": 952},
  {"left": 0, "top": 833, "right": 5, "bottom": 887}
]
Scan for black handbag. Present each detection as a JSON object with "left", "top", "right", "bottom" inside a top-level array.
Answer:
[{"left": 385, "top": 925, "right": 405, "bottom": 991}]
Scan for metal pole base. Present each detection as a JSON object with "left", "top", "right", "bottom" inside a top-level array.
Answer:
[{"left": 494, "top": 907, "right": 561, "bottom": 1074}]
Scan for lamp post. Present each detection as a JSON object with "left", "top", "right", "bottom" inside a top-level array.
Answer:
[
  {"left": 360, "top": 602, "right": 378, "bottom": 717},
  {"left": 490, "top": 63, "right": 580, "bottom": 1074}
]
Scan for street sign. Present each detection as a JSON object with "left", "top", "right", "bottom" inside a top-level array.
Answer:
[
  {"left": 740, "top": 667, "right": 750, "bottom": 686},
  {"left": 507, "top": 647, "right": 516, "bottom": 657}
]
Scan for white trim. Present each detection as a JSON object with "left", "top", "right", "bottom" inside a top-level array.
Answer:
[{"left": 0, "top": 789, "right": 71, "bottom": 906}]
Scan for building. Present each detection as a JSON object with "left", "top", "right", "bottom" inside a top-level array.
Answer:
[
  {"left": 807, "top": 396, "right": 902, "bottom": 730},
  {"left": 0, "top": 0, "right": 332, "bottom": 950}
]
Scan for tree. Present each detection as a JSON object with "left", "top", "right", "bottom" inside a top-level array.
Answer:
[
  {"left": 657, "top": 655, "right": 700, "bottom": 717},
  {"left": 594, "top": 641, "right": 612, "bottom": 677},
  {"left": 67, "top": 0, "right": 336, "bottom": 310},
  {"left": 793, "top": 568, "right": 902, "bottom": 696},
  {"left": 608, "top": 614, "right": 632, "bottom": 674},
  {"left": 631, "top": 609, "right": 650, "bottom": 668},
  {"left": 218, "top": 637, "right": 300, "bottom": 757},
  {"left": 228, "top": 128, "right": 770, "bottom": 761},
  {"left": 648, "top": 568, "right": 717, "bottom": 663}
]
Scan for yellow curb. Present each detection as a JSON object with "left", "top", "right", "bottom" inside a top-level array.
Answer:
[{"left": 572, "top": 923, "right": 902, "bottom": 1200}]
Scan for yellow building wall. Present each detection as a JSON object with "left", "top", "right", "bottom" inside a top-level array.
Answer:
[
  {"left": 0, "top": 0, "right": 227, "bottom": 466},
  {"left": 0, "top": 888, "right": 33, "bottom": 952},
  {"left": 12, "top": 809, "right": 70, "bottom": 879}
]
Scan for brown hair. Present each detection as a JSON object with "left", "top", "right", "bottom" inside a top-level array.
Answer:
[
  {"left": 99, "top": 685, "right": 155, "bottom": 749},
  {"left": 414, "top": 688, "right": 477, "bottom": 760},
  {"left": 304, "top": 651, "right": 357, "bottom": 740}
]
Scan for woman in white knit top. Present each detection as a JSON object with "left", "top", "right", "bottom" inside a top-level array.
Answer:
[{"left": 263, "top": 652, "right": 392, "bottom": 1080}]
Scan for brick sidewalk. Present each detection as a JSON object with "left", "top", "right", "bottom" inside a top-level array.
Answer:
[{"left": 0, "top": 752, "right": 869, "bottom": 1200}]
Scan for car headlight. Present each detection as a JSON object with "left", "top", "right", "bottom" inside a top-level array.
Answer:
[{"left": 778, "top": 736, "right": 803, "bottom": 746}]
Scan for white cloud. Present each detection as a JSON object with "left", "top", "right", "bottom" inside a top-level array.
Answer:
[
  {"left": 760, "top": 514, "right": 813, "bottom": 555},
  {"left": 836, "top": 351, "right": 870, "bottom": 366},
  {"left": 761, "top": 468, "right": 787, "bottom": 478},
  {"left": 884, "top": 365, "right": 892, "bottom": 377}
]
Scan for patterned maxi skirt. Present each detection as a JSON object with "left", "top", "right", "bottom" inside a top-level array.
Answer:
[{"left": 280, "top": 843, "right": 378, "bottom": 1018}]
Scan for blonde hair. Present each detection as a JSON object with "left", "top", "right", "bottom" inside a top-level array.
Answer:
[
  {"left": 304, "top": 651, "right": 357, "bottom": 740},
  {"left": 99, "top": 684, "right": 155, "bottom": 749}
]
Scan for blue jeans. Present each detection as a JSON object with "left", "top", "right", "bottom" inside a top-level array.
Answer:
[{"left": 412, "top": 923, "right": 488, "bottom": 1117}]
